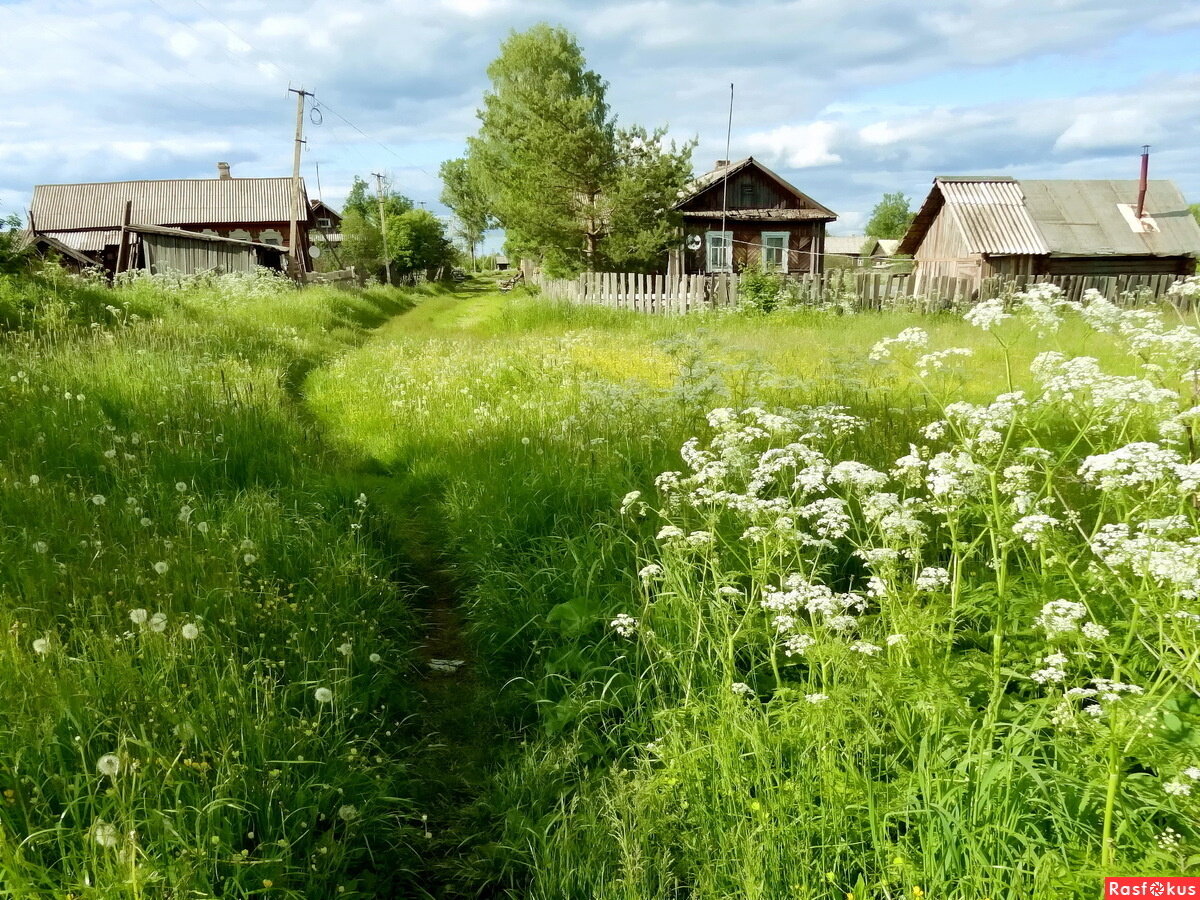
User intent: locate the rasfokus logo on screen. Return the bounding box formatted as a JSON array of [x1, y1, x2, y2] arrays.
[[1106, 878, 1200, 897]]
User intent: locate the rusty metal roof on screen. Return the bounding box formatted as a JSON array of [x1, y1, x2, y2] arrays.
[[900, 176, 1200, 258], [31, 177, 308, 231]]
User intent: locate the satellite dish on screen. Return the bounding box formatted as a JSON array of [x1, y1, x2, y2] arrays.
[[685, 234, 702, 251], [309, 246, 322, 259]]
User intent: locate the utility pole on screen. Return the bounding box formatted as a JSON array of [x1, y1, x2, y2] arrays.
[[288, 87, 313, 282], [372, 172, 392, 286]]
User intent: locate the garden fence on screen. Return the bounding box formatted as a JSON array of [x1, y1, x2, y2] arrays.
[[529, 269, 1190, 314]]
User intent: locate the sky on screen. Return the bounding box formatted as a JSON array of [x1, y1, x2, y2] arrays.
[[2, 0, 1199, 252]]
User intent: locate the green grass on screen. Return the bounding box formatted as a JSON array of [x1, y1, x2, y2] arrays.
[[0, 270, 451, 897], [5, 270, 1199, 899], [306, 285, 1200, 898]]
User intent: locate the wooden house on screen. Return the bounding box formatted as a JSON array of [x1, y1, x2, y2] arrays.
[[824, 235, 899, 267], [30, 163, 312, 275], [899, 176, 1200, 293], [674, 157, 836, 275]]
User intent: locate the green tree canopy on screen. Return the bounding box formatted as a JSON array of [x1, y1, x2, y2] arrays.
[[865, 191, 916, 240], [439, 158, 492, 269], [340, 177, 415, 277], [385, 208, 455, 275], [463, 24, 693, 276], [1191, 202, 1200, 227]]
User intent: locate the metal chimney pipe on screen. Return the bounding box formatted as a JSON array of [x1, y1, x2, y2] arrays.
[[1135, 145, 1149, 220]]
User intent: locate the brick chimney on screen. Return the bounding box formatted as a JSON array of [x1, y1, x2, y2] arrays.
[[217, 162, 232, 180], [715, 160, 729, 168]]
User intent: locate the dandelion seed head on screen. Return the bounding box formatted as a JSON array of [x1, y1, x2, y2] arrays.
[[153, 561, 169, 575], [90, 820, 120, 847], [97, 754, 120, 778], [32, 637, 50, 654], [129, 608, 148, 625], [181, 623, 200, 640], [314, 687, 334, 704]]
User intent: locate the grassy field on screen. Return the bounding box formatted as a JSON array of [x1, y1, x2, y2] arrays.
[[2, 269, 1200, 898]]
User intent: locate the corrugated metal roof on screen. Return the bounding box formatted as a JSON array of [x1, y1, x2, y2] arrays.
[[938, 179, 1047, 254], [1021, 180, 1200, 256], [126, 223, 287, 252], [900, 176, 1200, 258], [31, 177, 308, 231]]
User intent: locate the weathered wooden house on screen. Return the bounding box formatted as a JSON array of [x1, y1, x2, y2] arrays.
[[30, 163, 310, 275], [674, 157, 836, 275], [309, 199, 342, 248], [824, 235, 899, 267], [899, 176, 1200, 293]]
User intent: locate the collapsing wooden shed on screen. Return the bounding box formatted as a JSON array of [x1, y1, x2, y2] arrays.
[[899, 176, 1200, 294], [125, 225, 287, 274]]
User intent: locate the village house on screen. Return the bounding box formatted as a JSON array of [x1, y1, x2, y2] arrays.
[[29, 163, 311, 275], [824, 235, 900, 267], [899, 172, 1200, 294], [674, 157, 836, 275]]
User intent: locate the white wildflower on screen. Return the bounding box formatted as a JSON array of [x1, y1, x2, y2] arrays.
[[129, 608, 148, 625], [181, 623, 200, 640], [96, 754, 120, 778], [610, 613, 638, 637], [314, 687, 334, 704]]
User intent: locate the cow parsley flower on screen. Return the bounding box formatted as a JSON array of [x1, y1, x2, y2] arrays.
[[805, 693, 828, 704], [638, 563, 663, 581], [782, 633, 816, 657], [850, 641, 883, 655], [731, 682, 754, 697], [1164, 780, 1192, 797], [1031, 652, 1070, 684], [610, 613, 638, 637], [1034, 600, 1087, 638], [915, 567, 950, 591], [964, 297, 1011, 331]]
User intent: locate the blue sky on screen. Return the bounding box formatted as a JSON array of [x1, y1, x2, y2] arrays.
[[2, 0, 1198, 252]]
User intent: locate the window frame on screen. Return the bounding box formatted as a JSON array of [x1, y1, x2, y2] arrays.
[[705, 230, 733, 273], [761, 231, 789, 273]]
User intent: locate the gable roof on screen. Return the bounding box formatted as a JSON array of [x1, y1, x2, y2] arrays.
[[825, 235, 877, 256], [31, 177, 308, 232], [899, 176, 1200, 257], [675, 156, 837, 218]]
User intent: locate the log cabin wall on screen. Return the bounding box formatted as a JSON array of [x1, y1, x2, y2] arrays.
[[682, 218, 826, 274]]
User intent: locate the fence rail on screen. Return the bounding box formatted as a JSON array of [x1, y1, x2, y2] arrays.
[[530, 269, 1191, 313]]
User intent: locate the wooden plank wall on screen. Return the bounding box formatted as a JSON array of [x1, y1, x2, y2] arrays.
[[529, 271, 1189, 315]]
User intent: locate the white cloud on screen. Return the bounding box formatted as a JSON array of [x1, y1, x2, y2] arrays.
[[744, 122, 842, 169]]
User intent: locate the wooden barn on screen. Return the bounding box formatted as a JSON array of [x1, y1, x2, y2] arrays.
[[824, 235, 899, 267], [899, 175, 1200, 294], [674, 157, 836, 275], [29, 163, 312, 275]]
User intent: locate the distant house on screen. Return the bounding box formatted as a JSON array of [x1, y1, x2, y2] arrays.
[[30, 163, 311, 275], [494, 254, 510, 271], [309, 199, 343, 250], [674, 157, 837, 275], [824, 235, 899, 266], [899, 176, 1200, 293]]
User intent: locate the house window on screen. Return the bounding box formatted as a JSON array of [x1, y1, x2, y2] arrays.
[[317, 217, 332, 229], [705, 230, 732, 272], [762, 231, 789, 272]]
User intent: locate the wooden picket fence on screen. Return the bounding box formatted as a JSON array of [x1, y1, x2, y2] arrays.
[[530, 269, 1190, 314]]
